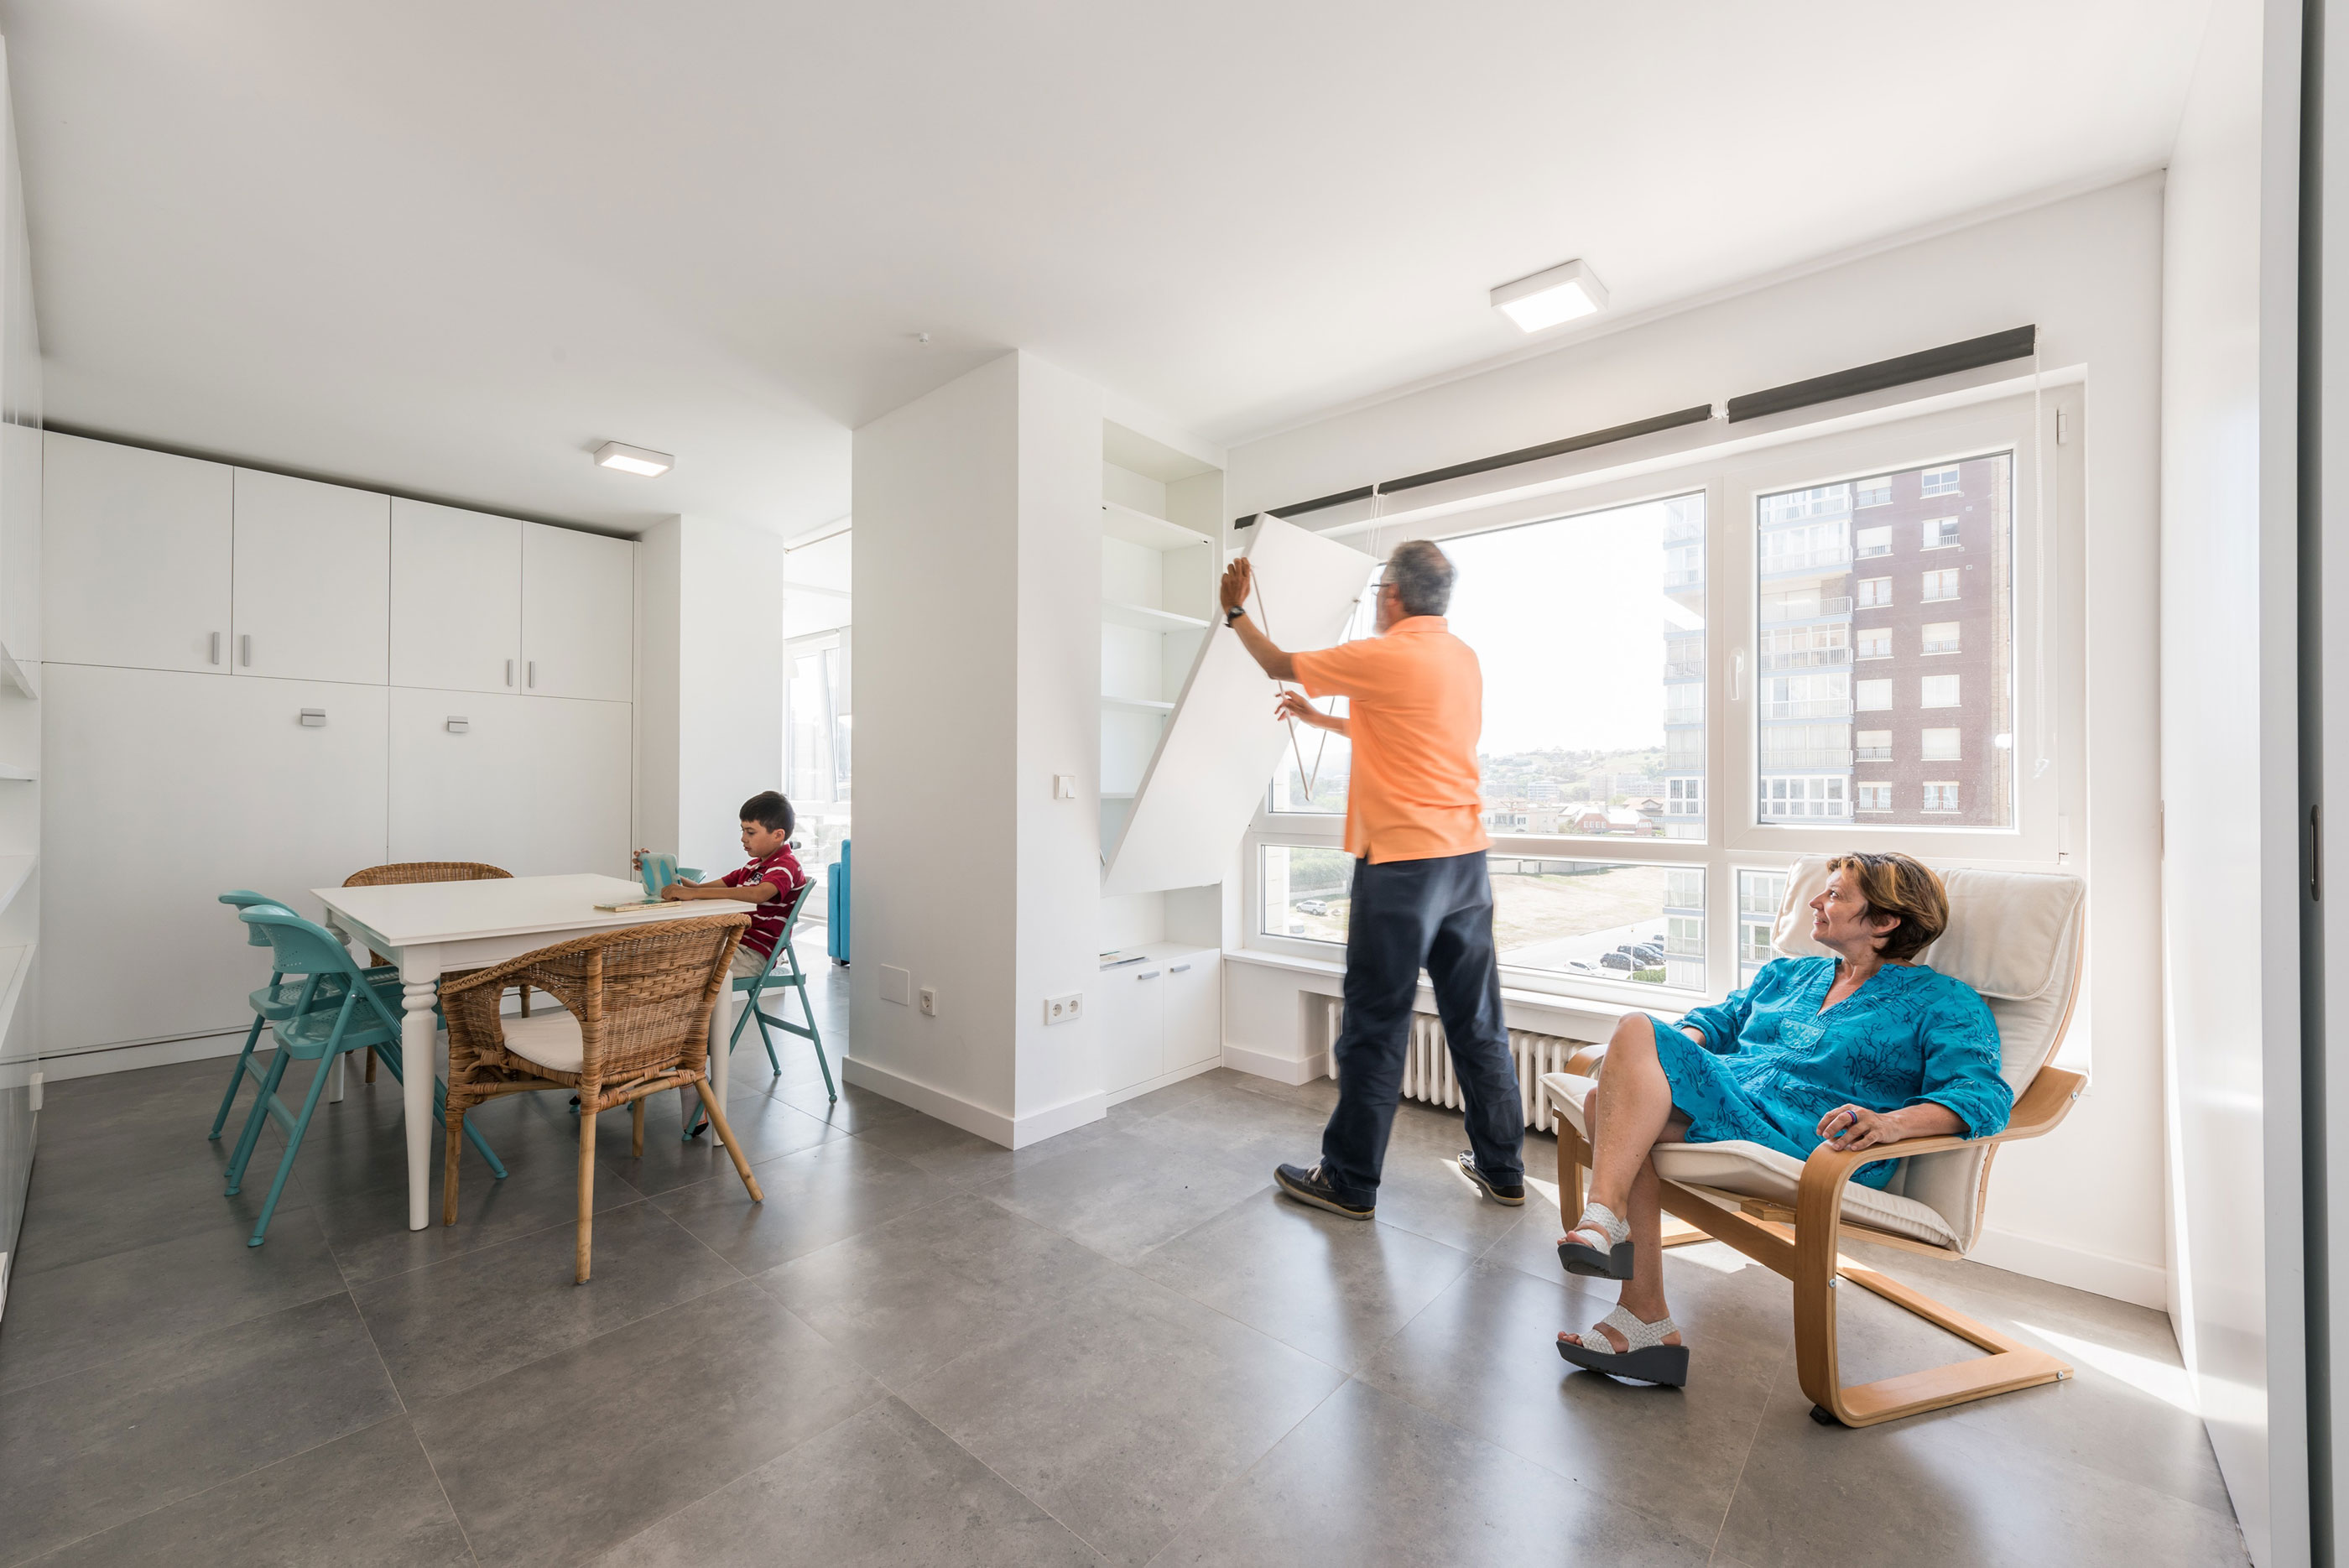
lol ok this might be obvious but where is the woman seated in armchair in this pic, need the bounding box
[1555,851,2011,1387]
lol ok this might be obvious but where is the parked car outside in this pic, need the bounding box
[1296,899,1330,915]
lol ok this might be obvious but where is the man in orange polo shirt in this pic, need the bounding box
[1221,539,1524,1220]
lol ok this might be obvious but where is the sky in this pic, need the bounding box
[1440,494,1695,756]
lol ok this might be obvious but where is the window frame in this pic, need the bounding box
[1239,388,2081,1007]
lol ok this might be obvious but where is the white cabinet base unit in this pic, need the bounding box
[44,664,390,1054]
[390,498,522,694]
[522,522,633,701]
[1097,944,1221,1104]
[44,433,231,675]
[230,468,389,685]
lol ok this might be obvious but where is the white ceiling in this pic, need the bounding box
[0,1,2208,536]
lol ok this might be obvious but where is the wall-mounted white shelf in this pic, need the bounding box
[0,642,35,701]
[0,767,34,783]
[1102,502,1213,554]
[1102,599,1209,634]
[1102,694,1174,715]
[1102,790,1136,800]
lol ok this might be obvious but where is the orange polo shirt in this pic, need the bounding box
[1290,617,1488,864]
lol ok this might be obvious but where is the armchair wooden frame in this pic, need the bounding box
[1553,972,2087,1428]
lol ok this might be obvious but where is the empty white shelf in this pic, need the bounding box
[0,766,34,782]
[1102,694,1174,714]
[0,642,35,700]
[1102,502,1213,554]
[1102,600,1210,633]
[0,941,35,1051]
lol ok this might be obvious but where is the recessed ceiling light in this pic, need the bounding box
[1490,259,1609,333]
[594,440,672,477]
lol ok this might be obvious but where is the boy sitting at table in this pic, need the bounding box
[633,789,809,981]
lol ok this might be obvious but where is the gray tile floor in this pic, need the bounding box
[0,961,2246,1567]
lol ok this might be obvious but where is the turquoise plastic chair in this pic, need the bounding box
[686,884,832,1138]
[209,890,399,1140]
[221,904,507,1247]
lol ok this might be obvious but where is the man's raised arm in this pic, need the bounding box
[1220,558,1300,682]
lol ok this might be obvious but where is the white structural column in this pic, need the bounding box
[399,972,440,1231]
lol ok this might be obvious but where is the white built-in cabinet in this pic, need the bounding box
[1094,945,1221,1097]
[40,432,638,1055]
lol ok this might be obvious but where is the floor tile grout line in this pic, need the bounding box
[408,1417,487,1567]
[0,1275,355,1402]
[1137,1374,1360,1568]
[330,1190,657,1293]
[8,1407,423,1568]
[1706,1341,1789,1563]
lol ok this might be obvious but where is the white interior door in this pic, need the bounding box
[1162,952,1219,1072]
[388,688,535,871]
[42,664,388,1053]
[232,468,389,685]
[518,695,633,878]
[522,523,633,701]
[391,499,522,695]
[43,432,232,675]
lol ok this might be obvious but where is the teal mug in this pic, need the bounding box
[637,854,705,900]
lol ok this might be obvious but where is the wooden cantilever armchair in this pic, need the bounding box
[1545,857,2087,1428]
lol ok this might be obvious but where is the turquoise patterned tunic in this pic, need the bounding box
[1656,956,2010,1190]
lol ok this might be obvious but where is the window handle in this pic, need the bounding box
[1732,649,1746,701]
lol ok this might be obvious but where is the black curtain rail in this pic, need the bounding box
[1724,325,2036,424]
[1232,323,2037,531]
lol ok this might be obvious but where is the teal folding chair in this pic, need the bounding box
[686,885,832,1138]
[222,904,506,1247]
[209,890,399,1140]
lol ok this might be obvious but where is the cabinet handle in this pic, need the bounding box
[1169,962,1191,973]
[528,660,537,689]
[209,631,221,665]
[299,707,326,727]
[505,659,515,687]
[240,633,252,667]
[1136,970,1160,980]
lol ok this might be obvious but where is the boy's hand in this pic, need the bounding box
[659,882,692,901]
[632,848,645,873]
[1220,558,1253,616]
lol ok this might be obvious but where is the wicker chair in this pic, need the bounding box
[438,911,764,1282]
[342,862,527,1081]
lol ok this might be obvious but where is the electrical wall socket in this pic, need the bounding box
[919,986,937,1016]
[1044,992,1083,1025]
[878,965,912,1006]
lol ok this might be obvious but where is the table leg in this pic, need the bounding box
[706,979,734,1150]
[401,972,440,1231]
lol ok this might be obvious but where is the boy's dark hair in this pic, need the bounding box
[742,791,794,836]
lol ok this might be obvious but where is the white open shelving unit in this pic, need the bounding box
[1096,422,1227,1104]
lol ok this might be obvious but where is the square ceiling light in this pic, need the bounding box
[594,440,673,477]
[1490,259,1609,333]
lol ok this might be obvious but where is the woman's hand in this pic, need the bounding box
[1817,1104,1897,1152]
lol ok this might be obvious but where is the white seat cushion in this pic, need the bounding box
[499,1008,584,1074]
[1539,1071,1961,1251]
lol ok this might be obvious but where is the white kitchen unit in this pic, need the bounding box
[44,433,232,675]
[390,498,522,695]
[230,467,389,685]
[522,521,633,701]
[388,688,631,878]
[43,664,390,1054]
[1096,942,1220,1100]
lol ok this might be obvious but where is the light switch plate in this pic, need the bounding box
[879,964,912,1006]
[1053,774,1077,800]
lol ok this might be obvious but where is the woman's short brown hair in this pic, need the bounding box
[1827,852,1949,962]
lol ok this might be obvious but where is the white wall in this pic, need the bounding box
[2161,0,2309,1560]
[1225,177,2171,1309]
[634,515,784,878]
[849,355,1026,1133]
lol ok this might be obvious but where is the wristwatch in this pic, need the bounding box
[1224,605,1246,625]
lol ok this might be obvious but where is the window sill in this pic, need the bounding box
[1224,945,1693,1034]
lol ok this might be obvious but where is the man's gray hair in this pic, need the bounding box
[1383,540,1456,617]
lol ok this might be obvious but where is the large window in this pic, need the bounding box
[1243,390,2070,1005]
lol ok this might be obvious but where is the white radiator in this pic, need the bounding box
[1321,1000,1584,1129]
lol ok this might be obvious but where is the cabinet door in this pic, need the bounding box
[521,523,633,701]
[388,689,535,871]
[43,664,388,1053]
[518,696,633,878]
[390,499,522,695]
[232,469,390,685]
[1098,963,1164,1094]
[44,432,232,674]
[1162,951,1221,1072]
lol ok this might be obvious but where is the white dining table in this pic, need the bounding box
[314,873,741,1232]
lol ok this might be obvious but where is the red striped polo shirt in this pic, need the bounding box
[721,847,808,958]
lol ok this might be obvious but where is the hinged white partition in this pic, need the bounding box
[1102,515,1372,896]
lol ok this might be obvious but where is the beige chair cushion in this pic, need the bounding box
[1542,1071,1961,1250]
[499,1008,585,1074]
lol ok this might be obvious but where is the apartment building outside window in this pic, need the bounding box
[1856,678,1893,711]
[1856,729,1893,760]
[1920,463,1961,496]
[1855,476,1892,508]
[1922,567,1961,601]
[1856,524,1892,558]
[1923,517,1961,550]
[1857,576,1892,607]
[1857,782,1893,811]
[1920,675,1961,708]
[1921,727,1961,761]
[1857,626,1891,659]
[1922,620,1961,654]
[1923,783,1961,812]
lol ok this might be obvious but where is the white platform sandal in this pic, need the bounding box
[1556,1305,1690,1387]
[1556,1200,1633,1280]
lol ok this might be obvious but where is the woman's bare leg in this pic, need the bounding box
[1563,1012,1687,1352]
